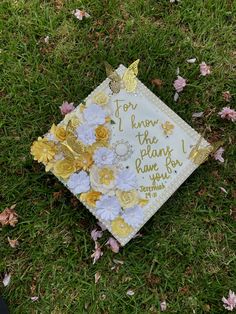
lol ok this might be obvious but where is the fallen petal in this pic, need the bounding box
[219,187,228,194]
[95,272,101,284]
[187,58,196,64]
[3,273,11,287]
[31,296,39,302]
[192,112,204,118]
[7,237,19,248]
[106,237,120,253]
[126,289,135,296]
[174,92,179,102]
[160,300,167,311]
[91,229,103,242]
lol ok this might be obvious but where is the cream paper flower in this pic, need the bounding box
[96,195,121,221]
[122,205,144,228]
[90,165,117,195]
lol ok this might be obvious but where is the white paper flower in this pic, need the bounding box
[96,195,121,221]
[122,205,144,228]
[67,171,90,194]
[94,147,115,167]
[83,104,106,125]
[76,124,96,145]
[90,165,117,195]
[116,169,138,191]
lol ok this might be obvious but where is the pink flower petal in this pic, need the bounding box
[91,229,103,242]
[222,290,236,311]
[160,300,167,311]
[59,101,75,115]
[106,237,120,253]
[173,76,186,93]
[31,296,39,302]
[91,241,103,264]
[97,221,107,231]
[200,62,211,76]
[214,147,225,163]
[218,107,236,122]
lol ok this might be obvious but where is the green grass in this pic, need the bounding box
[0,0,236,313]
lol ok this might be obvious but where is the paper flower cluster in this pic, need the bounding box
[31,92,146,239]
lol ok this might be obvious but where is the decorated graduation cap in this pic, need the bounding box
[31,60,215,246]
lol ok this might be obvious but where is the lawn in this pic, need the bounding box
[0,0,236,313]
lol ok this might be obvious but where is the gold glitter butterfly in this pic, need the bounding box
[105,60,140,93]
[61,120,86,159]
[188,137,223,165]
[122,59,140,92]
[104,61,122,94]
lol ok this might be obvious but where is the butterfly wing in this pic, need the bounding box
[104,61,121,94]
[64,120,86,156]
[123,59,140,92]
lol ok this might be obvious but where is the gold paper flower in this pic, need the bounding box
[50,124,66,141]
[95,125,110,142]
[75,152,93,171]
[87,141,109,155]
[138,199,149,207]
[161,121,174,136]
[116,189,139,209]
[53,158,76,179]
[98,167,115,185]
[31,137,57,164]
[80,190,102,207]
[111,217,134,237]
[93,92,109,106]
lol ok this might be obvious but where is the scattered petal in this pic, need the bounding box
[31,296,39,302]
[3,273,11,287]
[222,91,232,102]
[97,221,107,231]
[106,237,120,253]
[160,300,167,311]
[126,289,135,296]
[174,92,179,102]
[95,272,101,284]
[187,58,196,64]
[7,237,19,248]
[113,259,124,265]
[44,36,49,44]
[176,67,180,75]
[192,112,204,118]
[73,9,90,20]
[200,62,211,76]
[222,290,236,311]
[218,107,236,122]
[219,187,228,194]
[214,147,225,163]
[132,232,143,239]
[59,101,75,115]
[91,241,103,264]
[0,204,18,227]
[91,229,103,242]
[173,76,186,93]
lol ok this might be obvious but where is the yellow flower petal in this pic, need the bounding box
[53,158,76,179]
[111,217,133,238]
[116,190,139,209]
[93,92,109,106]
[80,190,102,207]
[30,137,57,164]
[50,124,66,141]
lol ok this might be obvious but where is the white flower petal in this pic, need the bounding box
[122,205,144,228]
[3,273,11,287]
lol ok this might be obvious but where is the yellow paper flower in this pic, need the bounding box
[87,141,109,155]
[31,137,57,164]
[95,125,110,142]
[50,124,66,141]
[116,189,139,209]
[93,92,109,106]
[75,152,93,171]
[80,190,102,207]
[138,199,149,207]
[53,158,76,179]
[161,121,174,136]
[98,167,115,185]
[111,216,134,237]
